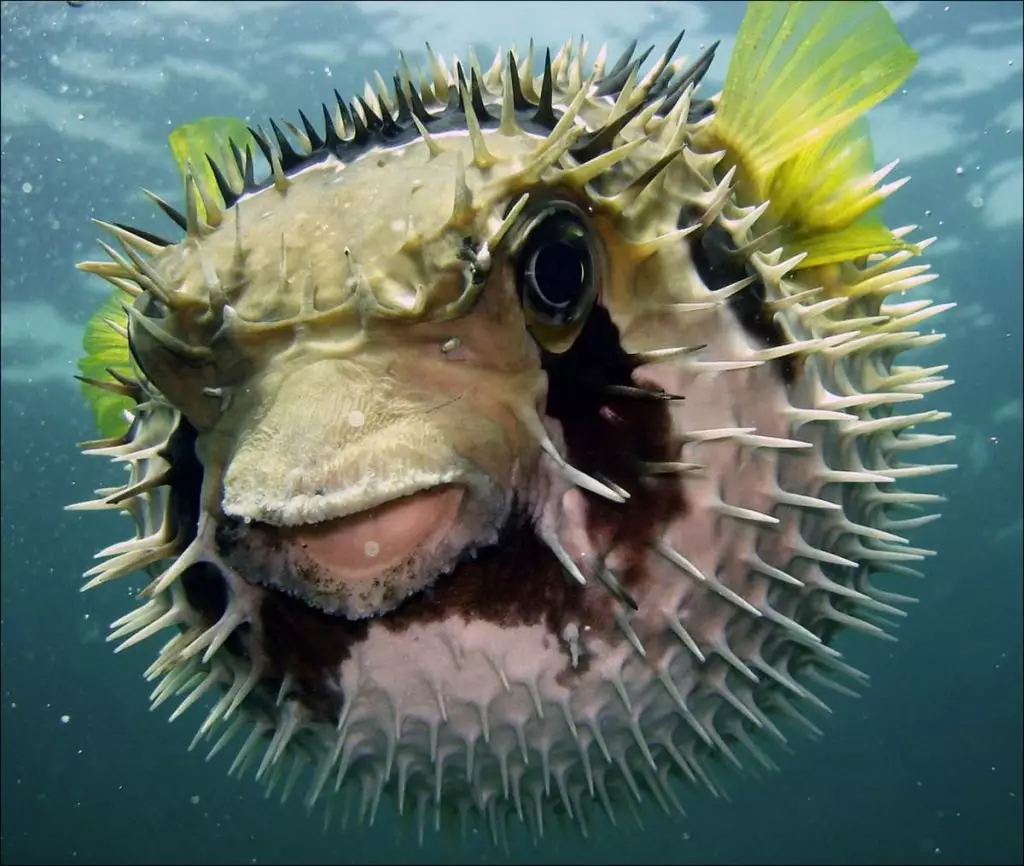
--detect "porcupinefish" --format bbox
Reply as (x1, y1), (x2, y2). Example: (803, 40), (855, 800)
(71, 0), (955, 847)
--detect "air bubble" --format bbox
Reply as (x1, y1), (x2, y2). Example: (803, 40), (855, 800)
(21, 182), (32, 193)
(955, 166), (964, 176)
(971, 196), (984, 209)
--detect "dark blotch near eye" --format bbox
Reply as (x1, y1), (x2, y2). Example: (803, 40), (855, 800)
(542, 303), (688, 587)
(686, 217), (797, 383)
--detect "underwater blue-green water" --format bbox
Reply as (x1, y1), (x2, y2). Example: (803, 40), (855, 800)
(1, 2), (1021, 864)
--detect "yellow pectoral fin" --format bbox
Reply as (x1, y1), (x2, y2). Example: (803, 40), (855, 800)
(77, 290), (136, 439)
(77, 116), (256, 437)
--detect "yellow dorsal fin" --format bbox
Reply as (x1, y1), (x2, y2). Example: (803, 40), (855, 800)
(167, 116), (256, 220)
(699, 0), (919, 269)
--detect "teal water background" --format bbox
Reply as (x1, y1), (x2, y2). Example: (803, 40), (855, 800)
(1, 2), (1021, 863)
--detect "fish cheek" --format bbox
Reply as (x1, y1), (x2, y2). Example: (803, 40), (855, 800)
(384, 267), (548, 486)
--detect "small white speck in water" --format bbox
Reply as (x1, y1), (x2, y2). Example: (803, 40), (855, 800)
(955, 166), (964, 175)
(21, 182), (32, 193)
(348, 410), (365, 428)
(60, 714), (70, 724)
(364, 541), (380, 558)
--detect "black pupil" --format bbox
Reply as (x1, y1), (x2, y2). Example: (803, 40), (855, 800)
(530, 240), (585, 310)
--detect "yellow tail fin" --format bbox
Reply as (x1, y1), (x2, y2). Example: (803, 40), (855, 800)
(701, 0), (919, 268)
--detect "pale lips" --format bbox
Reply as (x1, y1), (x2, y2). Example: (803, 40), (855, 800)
(280, 486), (465, 579)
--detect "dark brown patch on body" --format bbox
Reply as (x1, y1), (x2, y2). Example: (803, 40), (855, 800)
(379, 513), (591, 667)
(241, 513), (594, 721)
(259, 591), (369, 720)
(543, 302), (686, 590)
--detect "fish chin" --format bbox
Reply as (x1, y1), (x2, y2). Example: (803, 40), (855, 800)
(215, 478), (512, 619)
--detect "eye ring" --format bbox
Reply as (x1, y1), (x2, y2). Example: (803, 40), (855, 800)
(514, 203), (599, 338)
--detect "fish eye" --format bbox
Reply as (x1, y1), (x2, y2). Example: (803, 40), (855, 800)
(519, 216), (593, 322)
(513, 204), (599, 352)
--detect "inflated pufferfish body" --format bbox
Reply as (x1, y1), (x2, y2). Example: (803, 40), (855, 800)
(72, 0), (954, 846)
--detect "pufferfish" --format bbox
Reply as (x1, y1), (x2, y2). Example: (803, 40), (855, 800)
(71, 0), (956, 847)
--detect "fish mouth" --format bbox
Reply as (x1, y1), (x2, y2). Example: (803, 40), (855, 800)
(216, 478), (510, 619)
(278, 484), (465, 581)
